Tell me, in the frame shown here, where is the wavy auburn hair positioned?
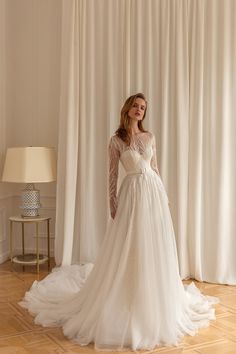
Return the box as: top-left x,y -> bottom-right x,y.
115,93 -> 148,145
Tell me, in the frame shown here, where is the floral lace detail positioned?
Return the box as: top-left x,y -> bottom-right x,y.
108,131 -> 160,218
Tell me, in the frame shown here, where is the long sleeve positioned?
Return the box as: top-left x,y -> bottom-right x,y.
108,136 -> 120,219
150,134 -> 161,177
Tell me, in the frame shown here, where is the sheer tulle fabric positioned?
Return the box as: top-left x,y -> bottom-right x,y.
19,132 -> 219,351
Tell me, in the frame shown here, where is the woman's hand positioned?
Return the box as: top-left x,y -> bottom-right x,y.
111,209 -> 116,219
110,197 -> 118,219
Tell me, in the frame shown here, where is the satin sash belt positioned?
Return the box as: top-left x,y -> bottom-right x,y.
126,167 -> 155,176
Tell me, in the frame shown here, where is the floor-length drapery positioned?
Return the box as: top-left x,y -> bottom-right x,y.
187,0 -> 236,284
55,0 -> 236,285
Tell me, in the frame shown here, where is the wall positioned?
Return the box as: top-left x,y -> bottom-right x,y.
0,0 -> 62,263
0,0 -> 11,263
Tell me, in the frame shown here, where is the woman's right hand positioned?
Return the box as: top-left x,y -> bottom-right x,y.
110,197 -> 118,219
111,208 -> 116,219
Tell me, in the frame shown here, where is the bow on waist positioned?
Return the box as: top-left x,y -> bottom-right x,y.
126,167 -> 154,176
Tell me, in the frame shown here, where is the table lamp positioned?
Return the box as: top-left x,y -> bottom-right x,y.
2,147 -> 57,217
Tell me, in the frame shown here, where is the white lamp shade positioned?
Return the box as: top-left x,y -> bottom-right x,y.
2,147 -> 57,183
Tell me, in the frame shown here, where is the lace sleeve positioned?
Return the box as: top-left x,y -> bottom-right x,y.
150,133 -> 161,177
108,136 -> 120,219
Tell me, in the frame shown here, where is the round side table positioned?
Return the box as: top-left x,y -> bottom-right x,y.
9,216 -> 51,273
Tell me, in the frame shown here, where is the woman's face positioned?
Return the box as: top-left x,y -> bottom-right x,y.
128,97 -> 146,121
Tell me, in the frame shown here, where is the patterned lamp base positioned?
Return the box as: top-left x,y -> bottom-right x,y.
20,183 -> 41,217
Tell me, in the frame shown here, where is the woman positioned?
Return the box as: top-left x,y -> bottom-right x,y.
20,93 -> 219,352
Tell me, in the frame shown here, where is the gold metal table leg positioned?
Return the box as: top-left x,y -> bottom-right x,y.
22,222 -> 25,272
22,223 -> 25,256
47,219 -> 50,270
36,222 -> 39,273
10,220 -> 13,262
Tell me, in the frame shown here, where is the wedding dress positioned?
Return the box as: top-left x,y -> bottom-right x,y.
19,131 -> 219,352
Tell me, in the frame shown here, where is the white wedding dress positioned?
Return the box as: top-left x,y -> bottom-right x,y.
19,131 -> 219,352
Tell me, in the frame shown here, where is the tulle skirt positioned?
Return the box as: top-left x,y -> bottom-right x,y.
19,170 -> 219,351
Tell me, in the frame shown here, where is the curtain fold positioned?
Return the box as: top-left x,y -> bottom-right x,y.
55,0 -> 79,265
55,0 -> 236,285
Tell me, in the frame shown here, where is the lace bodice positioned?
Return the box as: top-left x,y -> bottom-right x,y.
108,131 -> 160,218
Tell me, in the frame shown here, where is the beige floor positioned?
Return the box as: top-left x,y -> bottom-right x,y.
0,260 -> 236,354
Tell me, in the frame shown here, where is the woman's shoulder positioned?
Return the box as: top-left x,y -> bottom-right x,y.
109,133 -> 120,143
109,134 -> 124,150
144,130 -> 153,136
143,130 -> 155,140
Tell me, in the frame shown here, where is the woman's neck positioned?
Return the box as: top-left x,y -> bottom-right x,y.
130,122 -> 141,135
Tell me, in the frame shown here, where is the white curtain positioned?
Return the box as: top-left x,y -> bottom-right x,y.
188,0 -> 236,284
55,0 -> 236,285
